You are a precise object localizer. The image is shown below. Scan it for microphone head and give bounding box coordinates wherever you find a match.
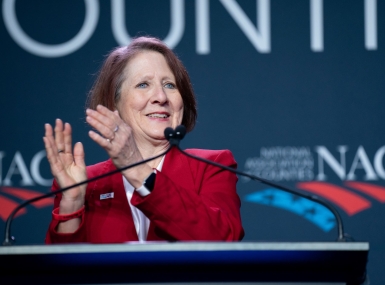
[164,127,175,141]
[175,125,186,139]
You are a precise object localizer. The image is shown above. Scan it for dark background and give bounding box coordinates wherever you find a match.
[1,0,384,283]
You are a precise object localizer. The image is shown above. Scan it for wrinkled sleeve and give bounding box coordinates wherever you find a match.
[131,150,244,241]
[45,180,87,244]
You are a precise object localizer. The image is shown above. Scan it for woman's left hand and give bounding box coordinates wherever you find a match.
[86,105,144,169]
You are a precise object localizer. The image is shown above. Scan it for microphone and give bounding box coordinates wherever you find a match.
[2,145,173,246]
[165,125,347,242]
[175,125,187,140]
[164,125,186,146]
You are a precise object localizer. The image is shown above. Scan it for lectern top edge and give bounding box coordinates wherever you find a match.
[0,241,369,255]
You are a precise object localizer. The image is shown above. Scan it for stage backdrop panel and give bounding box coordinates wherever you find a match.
[1,0,384,283]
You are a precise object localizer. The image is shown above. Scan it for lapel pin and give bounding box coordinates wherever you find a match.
[100,192,114,200]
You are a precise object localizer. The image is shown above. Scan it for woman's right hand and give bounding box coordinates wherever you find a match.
[43,119,87,217]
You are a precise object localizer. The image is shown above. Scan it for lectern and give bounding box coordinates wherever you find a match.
[0,242,368,284]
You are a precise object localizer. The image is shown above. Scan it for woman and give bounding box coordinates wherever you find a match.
[44,37,244,243]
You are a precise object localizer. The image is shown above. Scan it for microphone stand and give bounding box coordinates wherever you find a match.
[2,147,172,246]
[166,126,347,242]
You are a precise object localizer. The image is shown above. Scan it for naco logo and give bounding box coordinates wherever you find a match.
[243,145,385,231]
[0,150,53,222]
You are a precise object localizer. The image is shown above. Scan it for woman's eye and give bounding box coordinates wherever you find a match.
[164,83,176,89]
[137,82,148,88]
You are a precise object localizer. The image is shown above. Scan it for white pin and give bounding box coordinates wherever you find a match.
[100,192,114,200]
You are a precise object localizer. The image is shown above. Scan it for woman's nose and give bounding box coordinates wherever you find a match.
[151,85,168,104]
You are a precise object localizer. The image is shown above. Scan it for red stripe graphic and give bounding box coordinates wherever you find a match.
[1,187,53,208]
[0,196,26,221]
[345,182,385,203]
[297,182,371,216]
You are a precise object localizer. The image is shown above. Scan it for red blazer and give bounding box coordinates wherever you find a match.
[45,148,244,243]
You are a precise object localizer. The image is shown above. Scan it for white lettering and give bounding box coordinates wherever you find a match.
[374,146,385,179]
[196,0,210,54]
[3,152,34,186]
[219,0,271,53]
[30,150,52,186]
[365,0,377,50]
[261,146,311,158]
[2,0,99,58]
[347,146,378,180]
[244,146,314,182]
[111,0,185,49]
[2,0,380,57]
[315,146,347,180]
[310,0,323,51]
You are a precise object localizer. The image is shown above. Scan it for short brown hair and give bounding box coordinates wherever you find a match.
[87,37,197,132]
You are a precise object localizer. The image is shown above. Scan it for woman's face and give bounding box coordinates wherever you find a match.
[117,51,184,143]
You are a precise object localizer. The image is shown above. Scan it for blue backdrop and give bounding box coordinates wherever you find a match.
[1,0,384,283]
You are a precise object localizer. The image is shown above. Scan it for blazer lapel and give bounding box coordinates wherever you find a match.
[97,160,139,241]
[146,147,196,241]
[162,147,196,191]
